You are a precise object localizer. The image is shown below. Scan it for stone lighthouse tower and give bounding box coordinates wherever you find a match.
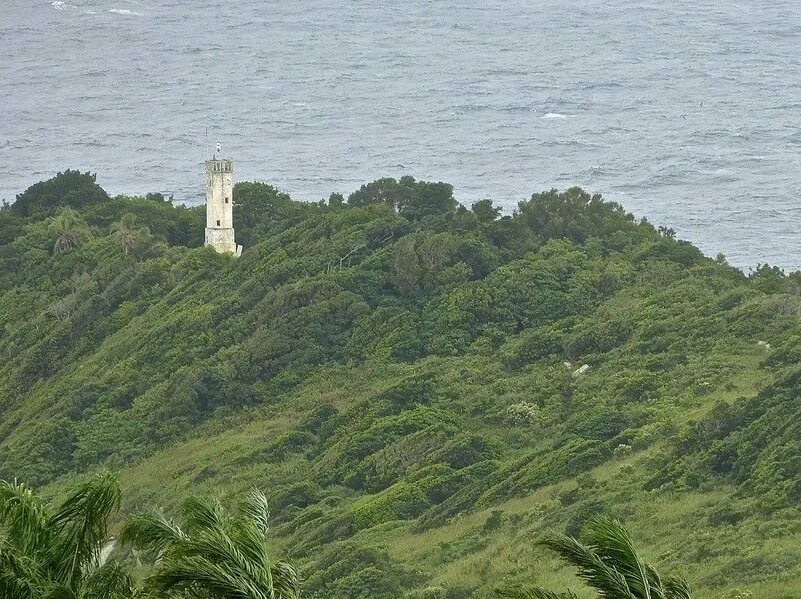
[204,145,242,256]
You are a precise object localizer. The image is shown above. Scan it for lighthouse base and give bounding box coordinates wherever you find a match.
[205,227,241,256]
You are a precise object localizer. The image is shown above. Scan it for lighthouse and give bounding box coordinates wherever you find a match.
[204,145,242,256]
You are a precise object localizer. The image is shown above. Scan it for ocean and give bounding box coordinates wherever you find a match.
[2,0,801,269]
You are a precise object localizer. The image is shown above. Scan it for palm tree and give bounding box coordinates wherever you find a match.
[0,472,134,599]
[133,233,166,260]
[497,518,691,599]
[110,213,142,256]
[110,213,166,259]
[51,207,89,253]
[120,490,300,599]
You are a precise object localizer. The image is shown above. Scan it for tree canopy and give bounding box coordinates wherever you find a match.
[12,171,109,218]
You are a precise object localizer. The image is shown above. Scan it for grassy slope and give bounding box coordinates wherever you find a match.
[107,349,786,599]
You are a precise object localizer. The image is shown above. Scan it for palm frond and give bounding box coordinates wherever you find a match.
[237,490,271,537]
[227,524,270,579]
[152,555,270,599]
[131,489,299,599]
[80,560,134,599]
[525,520,692,599]
[182,495,226,533]
[0,548,42,599]
[0,480,51,557]
[228,495,273,573]
[644,563,666,599]
[48,472,121,586]
[119,513,185,555]
[179,527,265,587]
[582,518,652,599]
[42,584,77,599]
[50,207,90,254]
[269,560,301,599]
[540,532,634,599]
[0,573,38,599]
[663,576,691,599]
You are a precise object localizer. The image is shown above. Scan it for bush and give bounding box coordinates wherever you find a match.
[13,170,110,217]
[350,483,431,529]
[303,543,420,599]
[267,482,323,518]
[567,410,630,441]
[263,430,319,461]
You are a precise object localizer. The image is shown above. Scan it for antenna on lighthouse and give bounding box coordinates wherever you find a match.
[216,141,222,156]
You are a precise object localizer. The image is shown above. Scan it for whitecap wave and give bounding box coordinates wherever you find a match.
[109,8,143,16]
[51,1,75,10]
[542,113,568,119]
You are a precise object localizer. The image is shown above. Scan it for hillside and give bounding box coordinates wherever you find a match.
[2,171,801,599]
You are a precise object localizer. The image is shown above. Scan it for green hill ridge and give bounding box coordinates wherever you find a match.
[2,171,801,599]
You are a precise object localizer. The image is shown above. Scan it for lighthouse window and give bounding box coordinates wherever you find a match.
[216,220,221,226]
[225,197,229,203]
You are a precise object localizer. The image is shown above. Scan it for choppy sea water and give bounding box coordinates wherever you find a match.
[2,0,801,269]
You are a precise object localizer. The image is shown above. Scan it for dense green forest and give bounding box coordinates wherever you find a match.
[2,171,801,598]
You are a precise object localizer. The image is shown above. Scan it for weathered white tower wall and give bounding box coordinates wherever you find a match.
[204,158,242,256]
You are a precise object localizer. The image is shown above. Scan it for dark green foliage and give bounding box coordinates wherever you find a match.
[348,177,414,208]
[518,187,654,246]
[471,199,502,223]
[375,373,438,412]
[233,182,312,246]
[389,231,472,299]
[347,176,456,220]
[12,170,109,217]
[303,543,420,599]
[345,306,423,362]
[267,482,323,520]
[480,440,611,506]
[85,196,204,247]
[432,433,504,469]
[500,327,564,369]
[567,410,630,441]
[0,473,133,599]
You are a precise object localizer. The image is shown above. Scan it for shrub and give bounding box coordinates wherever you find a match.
[13,170,110,217]
[350,483,431,529]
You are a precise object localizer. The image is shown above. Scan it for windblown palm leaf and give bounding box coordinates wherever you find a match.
[663,577,691,599]
[541,531,635,599]
[50,207,89,253]
[0,473,131,599]
[110,213,165,259]
[0,549,42,599]
[79,561,136,599]
[118,512,185,555]
[48,472,121,586]
[0,480,50,559]
[111,213,142,255]
[497,518,691,599]
[121,489,299,599]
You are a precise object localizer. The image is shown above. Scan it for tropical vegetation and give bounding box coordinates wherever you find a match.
[2,170,801,597]
[0,472,132,599]
[121,490,300,599]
